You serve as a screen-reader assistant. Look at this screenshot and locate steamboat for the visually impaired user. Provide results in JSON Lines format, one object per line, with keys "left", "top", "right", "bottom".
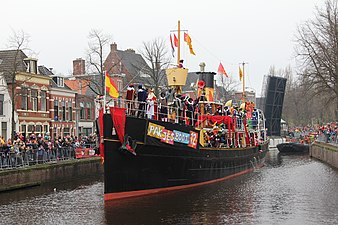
{"left": 101, "top": 21, "right": 269, "bottom": 201}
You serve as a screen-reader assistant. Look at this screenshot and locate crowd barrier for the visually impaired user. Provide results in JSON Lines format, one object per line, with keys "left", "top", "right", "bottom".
{"left": 317, "top": 133, "right": 338, "bottom": 144}
{"left": 0, "top": 144, "right": 97, "bottom": 170}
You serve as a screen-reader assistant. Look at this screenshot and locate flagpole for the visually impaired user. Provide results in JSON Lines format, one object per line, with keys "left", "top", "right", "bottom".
{"left": 177, "top": 20, "right": 180, "bottom": 65}
{"left": 104, "top": 70, "right": 107, "bottom": 110}
{"left": 241, "top": 62, "right": 246, "bottom": 102}
{"left": 221, "top": 70, "right": 225, "bottom": 101}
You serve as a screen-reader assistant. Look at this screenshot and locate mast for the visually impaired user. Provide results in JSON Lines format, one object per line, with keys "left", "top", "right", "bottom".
{"left": 177, "top": 20, "right": 181, "bottom": 65}
{"left": 241, "top": 62, "right": 246, "bottom": 102}
{"left": 166, "top": 21, "right": 188, "bottom": 94}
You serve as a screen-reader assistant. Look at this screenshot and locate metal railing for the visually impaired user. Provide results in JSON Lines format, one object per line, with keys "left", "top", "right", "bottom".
{"left": 316, "top": 132, "right": 338, "bottom": 145}
{"left": 110, "top": 98, "right": 268, "bottom": 148}
{"left": 0, "top": 145, "right": 96, "bottom": 171}
{"left": 114, "top": 99, "right": 263, "bottom": 129}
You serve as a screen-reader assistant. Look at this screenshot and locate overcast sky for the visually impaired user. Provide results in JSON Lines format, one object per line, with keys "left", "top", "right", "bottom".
{"left": 0, "top": 0, "right": 323, "bottom": 95}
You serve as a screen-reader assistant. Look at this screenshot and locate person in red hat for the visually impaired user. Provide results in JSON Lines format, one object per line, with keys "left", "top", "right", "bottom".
{"left": 177, "top": 59, "right": 184, "bottom": 68}
{"left": 126, "top": 84, "right": 136, "bottom": 115}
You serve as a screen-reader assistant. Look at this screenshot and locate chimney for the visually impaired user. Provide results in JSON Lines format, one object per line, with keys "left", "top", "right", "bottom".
{"left": 111, "top": 42, "right": 117, "bottom": 52}
{"left": 73, "top": 58, "right": 85, "bottom": 75}
{"left": 125, "top": 48, "right": 135, "bottom": 54}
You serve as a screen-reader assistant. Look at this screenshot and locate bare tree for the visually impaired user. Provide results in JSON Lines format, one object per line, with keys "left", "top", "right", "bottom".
{"left": 85, "top": 29, "right": 111, "bottom": 96}
{"left": 1, "top": 30, "right": 30, "bottom": 140}
{"left": 295, "top": 0, "right": 338, "bottom": 121}
{"left": 139, "top": 38, "right": 171, "bottom": 97}
{"left": 216, "top": 74, "right": 240, "bottom": 102}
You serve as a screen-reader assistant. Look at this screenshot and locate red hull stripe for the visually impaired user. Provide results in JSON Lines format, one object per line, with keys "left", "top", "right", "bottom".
{"left": 104, "top": 165, "right": 261, "bottom": 202}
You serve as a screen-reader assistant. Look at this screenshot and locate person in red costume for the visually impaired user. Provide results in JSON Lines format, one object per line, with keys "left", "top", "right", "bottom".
{"left": 126, "top": 84, "right": 136, "bottom": 115}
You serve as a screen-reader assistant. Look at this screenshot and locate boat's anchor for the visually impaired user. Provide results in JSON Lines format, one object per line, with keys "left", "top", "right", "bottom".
{"left": 119, "top": 134, "right": 137, "bottom": 156}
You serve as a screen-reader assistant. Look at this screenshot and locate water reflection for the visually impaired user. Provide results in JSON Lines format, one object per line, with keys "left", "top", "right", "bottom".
{"left": 1, "top": 150, "right": 338, "bottom": 225}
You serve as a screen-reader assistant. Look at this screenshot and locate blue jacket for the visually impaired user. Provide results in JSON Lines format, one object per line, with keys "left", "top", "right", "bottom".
{"left": 137, "top": 89, "right": 147, "bottom": 102}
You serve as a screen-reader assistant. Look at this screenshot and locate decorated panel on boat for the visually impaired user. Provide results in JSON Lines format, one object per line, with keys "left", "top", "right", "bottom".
{"left": 145, "top": 119, "right": 199, "bottom": 150}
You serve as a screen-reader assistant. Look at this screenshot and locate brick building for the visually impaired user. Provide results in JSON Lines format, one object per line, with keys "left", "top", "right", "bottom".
{"left": 104, "top": 42, "right": 152, "bottom": 96}
{"left": 0, "top": 50, "right": 77, "bottom": 140}
{"left": 65, "top": 58, "right": 96, "bottom": 137}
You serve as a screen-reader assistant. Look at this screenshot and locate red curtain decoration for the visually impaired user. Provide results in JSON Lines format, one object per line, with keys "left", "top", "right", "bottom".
{"left": 109, "top": 107, "right": 126, "bottom": 143}
{"left": 196, "top": 115, "right": 233, "bottom": 127}
{"left": 243, "top": 117, "right": 250, "bottom": 145}
{"left": 98, "top": 108, "right": 104, "bottom": 160}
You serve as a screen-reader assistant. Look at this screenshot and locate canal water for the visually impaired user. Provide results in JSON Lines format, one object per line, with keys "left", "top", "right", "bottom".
{"left": 0, "top": 149, "right": 338, "bottom": 225}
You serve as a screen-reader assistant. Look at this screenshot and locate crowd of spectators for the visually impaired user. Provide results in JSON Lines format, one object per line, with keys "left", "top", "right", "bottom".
{"left": 287, "top": 122, "right": 338, "bottom": 144}
{"left": 0, "top": 132, "right": 98, "bottom": 169}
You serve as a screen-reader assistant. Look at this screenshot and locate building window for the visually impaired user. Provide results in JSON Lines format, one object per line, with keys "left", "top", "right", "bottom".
{"left": 53, "top": 127, "right": 57, "bottom": 139}
{"left": 64, "top": 128, "right": 70, "bottom": 137}
{"left": 41, "top": 91, "right": 47, "bottom": 111}
{"left": 31, "top": 89, "right": 38, "bottom": 111}
{"left": 36, "top": 125, "right": 42, "bottom": 135}
{"left": 0, "top": 94, "right": 4, "bottom": 115}
{"left": 83, "top": 128, "right": 92, "bottom": 136}
{"left": 58, "top": 77, "right": 64, "bottom": 87}
{"left": 69, "top": 103, "right": 73, "bottom": 121}
{"left": 54, "top": 100, "right": 58, "bottom": 121}
{"left": 86, "top": 102, "right": 91, "bottom": 119}
{"left": 62, "top": 101, "right": 66, "bottom": 121}
{"left": 21, "top": 125, "right": 26, "bottom": 135}
{"left": 1, "top": 122, "right": 7, "bottom": 141}
{"left": 44, "top": 125, "right": 48, "bottom": 134}
{"left": 21, "top": 88, "right": 28, "bottom": 110}
{"left": 65, "top": 101, "right": 69, "bottom": 121}
{"left": 28, "top": 125, "right": 35, "bottom": 134}
{"left": 80, "top": 102, "right": 85, "bottom": 119}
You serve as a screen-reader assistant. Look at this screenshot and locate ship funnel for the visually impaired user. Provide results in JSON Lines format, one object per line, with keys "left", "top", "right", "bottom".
{"left": 197, "top": 71, "right": 216, "bottom": 102}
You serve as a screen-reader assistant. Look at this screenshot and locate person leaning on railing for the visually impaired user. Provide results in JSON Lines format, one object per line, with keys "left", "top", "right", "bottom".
{"left": 137, "top": 84, "right": 147, "bottom": 118}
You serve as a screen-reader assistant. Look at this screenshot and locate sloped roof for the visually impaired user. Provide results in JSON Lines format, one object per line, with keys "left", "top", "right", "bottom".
{"left": 84, "top": 74, "right": 103, "bottom": 97}
{"left": 64, "top": 79, "right": 90, "bottom": 95}
{"left": 50, "top": 78, "right": 72, "bottom": 90}
{"left": 116, "top": 49, "right": 150, "bottom": 77}
{"left": 0, "top": 50, "right": 28, "bottom": 83}
{"left": 38, "top": 66, "right": 72, "bottom": 91}
{"left": 38, "top": 65, "right": 54, "bottom": 76}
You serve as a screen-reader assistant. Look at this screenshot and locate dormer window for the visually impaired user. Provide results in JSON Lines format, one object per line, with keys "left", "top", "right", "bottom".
{"left": 58, "top": 77, "right": 64, "bottom": 87}
{"left": 52, "top": 76, "right": 64, "bottom": 87}
{"left": 24, "top": 58, "right": 38, "bottom": 74}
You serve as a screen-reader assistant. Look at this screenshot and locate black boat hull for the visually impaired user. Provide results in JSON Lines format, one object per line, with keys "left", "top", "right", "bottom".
{"left": 277, "top": 142, "right": 309, "bottom": 153}
{"left": 103, "top": 115, "right": 268, "bottom": 200}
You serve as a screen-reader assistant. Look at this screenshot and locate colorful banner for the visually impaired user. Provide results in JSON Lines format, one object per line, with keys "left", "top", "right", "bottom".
{"left": 161, "top": 129, "right": 175, "bottom": 145}
{"left": 188, "top": 131, "right": 198, "bottom": 149}
{"left": 147, "top": 122, "right": 198, "bottom": 149}
{"left": 147, "top": 122, "right": 165, "bottom": 139}
{"left": 173, "top": 130, "right": 190, "bottom": 144}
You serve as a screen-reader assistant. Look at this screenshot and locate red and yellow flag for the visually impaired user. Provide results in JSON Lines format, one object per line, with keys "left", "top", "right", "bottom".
{"left": 105, "top": 72, "right": 119, "bottom": 98}
{"left": 184, "top": 32, "right": 195, "bottom": 55}
{"left": 217, "top": 63, "right": 228, "bottom": 77}
{"left": 239, "top": 66, "right": 243, "bottom": 81}
{"left": 173, "top": 34, "right": 178, "bottom": 47}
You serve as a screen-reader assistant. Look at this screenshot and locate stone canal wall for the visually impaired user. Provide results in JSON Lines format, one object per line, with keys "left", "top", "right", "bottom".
{"left": 310, "top": 142, "right": 338, "bottom": 169}
{"left": 0, "top": 157, "right": 103, "bottom": 192}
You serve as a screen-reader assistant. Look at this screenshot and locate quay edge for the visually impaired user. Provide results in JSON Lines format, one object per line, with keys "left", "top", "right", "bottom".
{"left": 310, "top": 142, "right": 338, "bottom": 169}
{"left": 0, "top": 157, "right": 103, "bottom": 192}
